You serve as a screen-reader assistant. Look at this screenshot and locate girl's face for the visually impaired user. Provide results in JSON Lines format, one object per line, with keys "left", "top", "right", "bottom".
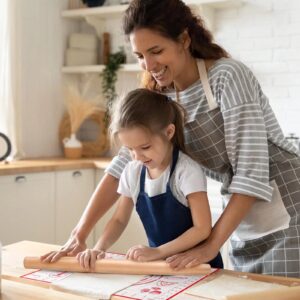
{"left": 130, "top": 28, "right": 191, "bottom": 88}
{"left": 118, "top": 125, "right": 175, "bottom": 171}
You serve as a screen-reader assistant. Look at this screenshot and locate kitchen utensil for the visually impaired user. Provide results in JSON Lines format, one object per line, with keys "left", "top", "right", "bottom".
{"left": 24, "top": 256, "right": 211, "bottom": 276}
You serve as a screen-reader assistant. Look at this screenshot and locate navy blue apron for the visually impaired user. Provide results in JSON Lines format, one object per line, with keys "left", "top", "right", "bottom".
{"left": 136, "top": 148, "right": 223, "bottom": 268}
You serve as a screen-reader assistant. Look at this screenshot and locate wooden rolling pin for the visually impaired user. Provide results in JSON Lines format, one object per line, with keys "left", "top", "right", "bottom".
{"left": 225, "top": 285, "right": 300, "bottom": 300}
{"left": 24, "top": 256, "right": 211, "bottom": 276}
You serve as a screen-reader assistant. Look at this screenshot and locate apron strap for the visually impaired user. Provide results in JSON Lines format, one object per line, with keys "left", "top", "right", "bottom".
{"left": 139, "top": 166, "right": 146, "bottom": 193}
{"left": 198, "top": 60, "right": 218, "bottom": 110}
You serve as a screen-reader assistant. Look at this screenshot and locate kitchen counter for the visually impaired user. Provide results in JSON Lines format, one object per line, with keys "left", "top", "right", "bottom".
{"left": 0, "top": 279, "right": 91, "bottom": 300}
{"left": 2, "top": 241, "right": 300, "bottom": 300}
{"left": 0, "top": 157, "right": 111, "bottom": 176}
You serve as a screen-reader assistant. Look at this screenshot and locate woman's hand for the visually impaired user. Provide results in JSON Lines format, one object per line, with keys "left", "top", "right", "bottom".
{"left": 76, "top": 249, "right": 106, "bottom": 270}
{"left": 126, "top": 245, "right": 161, "bottom": 262}
{"left": 166, "top": 240, "right": 219, "bottom": 270}
{"left": 40, "top": 235, "right": 87, "bottom": 263}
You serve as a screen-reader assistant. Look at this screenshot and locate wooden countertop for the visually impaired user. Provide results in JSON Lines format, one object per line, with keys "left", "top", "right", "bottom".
{"left": 2, "top": 241, "right": 300, "bottom": 300}
{"left": 0, "top": 279, "right": 91, "bottom": 300}
{"left": 0, "top": 157, "right": 112, "bottom": 176}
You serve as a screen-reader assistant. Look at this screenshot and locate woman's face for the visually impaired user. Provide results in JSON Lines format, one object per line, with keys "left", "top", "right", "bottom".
{"left": 130, "top": 28, "right": 190, "bottom": 88}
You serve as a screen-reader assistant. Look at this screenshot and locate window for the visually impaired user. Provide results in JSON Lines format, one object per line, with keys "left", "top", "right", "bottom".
{"left": 0, "top": 0, "right": 18, "bottom": 158}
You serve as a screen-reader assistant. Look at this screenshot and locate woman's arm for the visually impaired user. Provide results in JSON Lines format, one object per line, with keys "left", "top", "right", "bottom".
{"left": 126, "top": 191, "right": 212, "bottom": 262}
{"left": 41, "top": 173, "right": 120, "bottom": 263}
{"left": 166, "top": 193, "right": 256, "bottom": 269}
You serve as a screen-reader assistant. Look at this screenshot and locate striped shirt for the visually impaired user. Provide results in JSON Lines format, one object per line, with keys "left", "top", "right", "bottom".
{"left": 106, "top": 58, "right": 300, "bottom": 202}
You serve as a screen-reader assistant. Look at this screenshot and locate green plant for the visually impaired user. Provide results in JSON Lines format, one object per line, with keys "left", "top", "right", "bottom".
{"left": 101, "top": 48, "right": 126, "bottom": 128}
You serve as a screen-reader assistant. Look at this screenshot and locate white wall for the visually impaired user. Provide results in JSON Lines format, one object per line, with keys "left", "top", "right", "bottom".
{"left": 16, "top": 0, "right": 76, "bottom": 158}
{"left": 214, "top": 0, "right": 300, "bottom": 137}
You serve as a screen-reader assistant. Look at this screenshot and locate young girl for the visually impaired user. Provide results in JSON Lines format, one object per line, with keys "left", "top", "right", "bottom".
{"left": 76, "top": 88, "right": 223, "bottom": 269}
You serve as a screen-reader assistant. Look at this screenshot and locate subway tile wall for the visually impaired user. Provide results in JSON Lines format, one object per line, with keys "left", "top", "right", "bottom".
{"left": 214, "top": 0, "right": 300, "bottom": 137}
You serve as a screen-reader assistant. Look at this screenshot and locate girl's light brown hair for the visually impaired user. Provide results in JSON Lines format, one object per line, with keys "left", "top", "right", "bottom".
{"left": 110, "top": 88, "right": 186, "bottom": 153}
{"left": 123, "top": 0, "right": 230, "bottom": 91}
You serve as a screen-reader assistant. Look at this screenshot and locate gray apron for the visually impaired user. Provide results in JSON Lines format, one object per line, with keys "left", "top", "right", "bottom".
{"left": 183, "top": 60, "right": 300, "bottom": 277}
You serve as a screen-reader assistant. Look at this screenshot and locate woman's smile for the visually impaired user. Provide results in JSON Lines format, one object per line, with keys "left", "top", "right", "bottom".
{"left": 151, "top": 66, "right": 168, "bottom": 81}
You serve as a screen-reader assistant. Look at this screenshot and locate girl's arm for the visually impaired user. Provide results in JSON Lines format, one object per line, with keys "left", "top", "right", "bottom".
{"left": 157, "top": 191, "right": 212, "bottom": 257}
{"left": 77, "top": 195, "right": 134, "bottom": 269}
{"left": 127, "top": 191, "right": 211, "bottom": 261}
{"left": 93, "top": 196, "right": 134, "bottom": 251}
{"left": 166, "top": 193, "right": 256, "bottom": 269}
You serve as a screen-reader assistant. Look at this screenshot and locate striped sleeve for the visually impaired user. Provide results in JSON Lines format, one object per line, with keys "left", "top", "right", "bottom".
{"left": 105, "top": 146, "right": 132, "bottom": 179}
{"left": 219, "top": 61, "right": 273, "bottom": 202}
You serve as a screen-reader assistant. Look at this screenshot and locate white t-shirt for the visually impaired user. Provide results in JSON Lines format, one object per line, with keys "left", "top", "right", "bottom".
{"left": 117, "top": 151, "right": 207, "bottom": 207}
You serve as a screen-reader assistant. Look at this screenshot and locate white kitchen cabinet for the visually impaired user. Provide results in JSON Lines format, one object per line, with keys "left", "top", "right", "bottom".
{"left": 55, "top": 169, "right": 95, "bottom": 247}
{"left": 0, "top": 172, "right": 55, "bottom": 246}
{"left": 94, "top": 169, "right": 148, "bottom": 253}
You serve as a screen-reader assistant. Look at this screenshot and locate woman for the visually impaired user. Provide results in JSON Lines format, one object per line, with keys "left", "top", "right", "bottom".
{"left": 42, "top": 0, "right": 300, "bottom": 277}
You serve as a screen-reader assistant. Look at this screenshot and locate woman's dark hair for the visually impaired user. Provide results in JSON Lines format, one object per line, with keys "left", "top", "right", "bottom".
{"left": 123, "top": 0, "right": 230, "bottom": 90}
{"left": 110, "top": 88, "right": 187, "bottom": 153}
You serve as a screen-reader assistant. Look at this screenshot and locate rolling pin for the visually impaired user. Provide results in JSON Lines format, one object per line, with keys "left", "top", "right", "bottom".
{"left": 224, "top": 285, "right": 300, "bottom": 300}
{"left": 24, "top": 256, "right": 211, "bottom": 276}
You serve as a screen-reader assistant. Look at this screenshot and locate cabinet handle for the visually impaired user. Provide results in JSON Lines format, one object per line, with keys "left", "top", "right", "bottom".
{"left": 15, "top": 175, "right": 27, "bottom": 183}
{"left": 72, "top": 171, "right": 82, "bottom": 178}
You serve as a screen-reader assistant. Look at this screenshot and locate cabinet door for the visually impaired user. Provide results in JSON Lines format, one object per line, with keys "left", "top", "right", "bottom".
{"left": 94, "top": 169, "right": 148, "bottom": 253}
{"left": 55, "top": 169, "right": 95, "bottom": 247}
{"left": 0, "top": 172, "right": 55, "bottom": 246}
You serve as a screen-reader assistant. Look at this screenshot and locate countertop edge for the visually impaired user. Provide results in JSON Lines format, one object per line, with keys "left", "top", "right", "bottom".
{"left": 0, "top": 157, "right": 112, "bottom": 176}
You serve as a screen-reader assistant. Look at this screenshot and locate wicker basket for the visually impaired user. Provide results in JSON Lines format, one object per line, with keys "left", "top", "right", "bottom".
{"left": 59, "top": 111, "right": 109, "bottom": 157}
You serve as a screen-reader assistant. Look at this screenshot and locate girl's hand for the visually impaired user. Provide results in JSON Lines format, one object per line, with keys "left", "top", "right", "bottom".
{"left": 126, "top": 245, "right": 161, "bottom": 262}
{"left": 40, "top": 235, "right": 87, "bottom": 263}
{"left": 166, "top": 240, "right": 219, "bottom": 270}
{"left": 76, "top": 249, "right": 106, "bottom": 270}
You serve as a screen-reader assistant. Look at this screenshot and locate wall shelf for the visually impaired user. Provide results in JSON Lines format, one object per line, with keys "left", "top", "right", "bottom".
{"left": 61, "top": 0, "right": 240, "bottom": 20}
{"left": 61, "top": 0, "right": 240, "bottom": 74}
{"left": 62, "top": 63, "right": 141, "bottom": 74}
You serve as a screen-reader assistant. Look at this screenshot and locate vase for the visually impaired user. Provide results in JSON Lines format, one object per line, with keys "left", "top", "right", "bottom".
{"left": 63, "top": 133, "right": 83, "bottom": 159}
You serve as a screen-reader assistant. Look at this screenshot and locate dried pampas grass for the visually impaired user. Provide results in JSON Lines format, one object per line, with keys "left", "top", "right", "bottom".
{"left": 64, "top": 84, "right": 101, "bottom": 134}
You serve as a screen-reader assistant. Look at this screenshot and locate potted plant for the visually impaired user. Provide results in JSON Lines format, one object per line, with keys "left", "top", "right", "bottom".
{"left": 101, "top": 48, "right": 126, "bottom": 128}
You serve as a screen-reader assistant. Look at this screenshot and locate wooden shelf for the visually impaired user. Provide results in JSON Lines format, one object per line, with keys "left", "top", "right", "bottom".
{"left": 62, "top": 4, "right": 127, "bottom": 19}
{"left": 62, "top": 0, "right": 240, "bottom": 20}
{"left": 61, "top": 0, "right": 240, "bottom": 74}
{"left": 62, "top": 63, "right": 141, "bottom": 74}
